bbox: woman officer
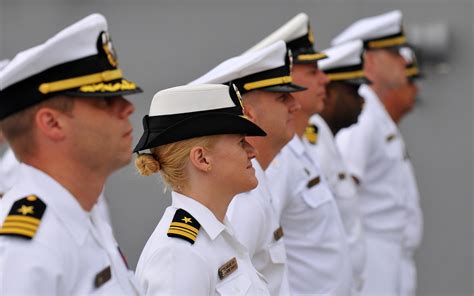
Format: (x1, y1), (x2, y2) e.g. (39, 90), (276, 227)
(133, 84), (270, 295)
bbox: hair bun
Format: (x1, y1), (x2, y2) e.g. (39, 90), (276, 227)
(135, 153), (161, 176)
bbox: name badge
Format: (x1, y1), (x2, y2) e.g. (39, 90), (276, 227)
(273, 226), (284, 241)
(218, 257), (238, 280)
(94, 266), (111, 288)
(307, 176), (321, 188)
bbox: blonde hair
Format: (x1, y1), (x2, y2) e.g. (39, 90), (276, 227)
(135, 135), (218, 191)
(0, 95), (74, 158)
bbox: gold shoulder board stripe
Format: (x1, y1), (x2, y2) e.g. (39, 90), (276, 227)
(305, 124), (318, 145)
(0, 195), (46, 240)
(167, 209), (201, 244)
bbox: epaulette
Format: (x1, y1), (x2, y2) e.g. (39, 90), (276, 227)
(167, 209), (201, 244)
(305, 124), (318, 145)
(0, 195), (46, 239)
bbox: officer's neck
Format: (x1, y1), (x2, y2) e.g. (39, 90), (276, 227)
(25, 158), (106, 212)
(247, 137), (281, 171)
(370, 84), (403, 124)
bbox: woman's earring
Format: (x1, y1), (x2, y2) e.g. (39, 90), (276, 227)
(207, 165), (212, 172)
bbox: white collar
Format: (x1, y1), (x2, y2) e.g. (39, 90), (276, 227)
(287, 134), (305, 157)
(359, 85), (399, 133)
(17, 163), (92, 245)
(171, 191), (227, 241)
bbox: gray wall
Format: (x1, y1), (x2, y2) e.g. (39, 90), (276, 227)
(1, 0), (472, 295)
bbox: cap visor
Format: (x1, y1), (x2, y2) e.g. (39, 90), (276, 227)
(261, 83), (307, 93)
(133, 113), (266, 152)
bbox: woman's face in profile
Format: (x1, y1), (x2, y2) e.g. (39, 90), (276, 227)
(207, 134), (258, 195)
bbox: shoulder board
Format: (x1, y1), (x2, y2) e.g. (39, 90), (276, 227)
(0, 195), (46, 240)
(305, 124), (319, 145)
(167, 209), (201, 244)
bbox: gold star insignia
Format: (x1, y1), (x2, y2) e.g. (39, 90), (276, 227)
(182, 217), (192, 224)
(17, 205), (34, 215)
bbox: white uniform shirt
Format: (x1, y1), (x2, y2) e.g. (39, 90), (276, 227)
(228, 159), (290, 295)
(305, 114), (366, 292)
(0, 148), (20, 196)
(135, 191), (270, 296)
(336, 85), (423, 294)
(0, 164), (141, 295)
(266, 135), (353, 295)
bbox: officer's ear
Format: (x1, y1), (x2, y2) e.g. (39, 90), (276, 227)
(34, 107), (68, 141)
(189, 146), (211, 173)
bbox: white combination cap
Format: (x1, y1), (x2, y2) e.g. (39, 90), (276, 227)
(331, 10), (408, 50)
(189, 40), (305, 94)
(244, 13), (327, 64)
(133, 84), (266, 152)
(0, 59), (9, 71)
(319, 40), (369, 85)
(0, 13), (141, 120)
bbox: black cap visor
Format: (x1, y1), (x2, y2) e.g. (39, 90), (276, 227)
(261, 82), (307, 93)
(133, 112), (266, 153)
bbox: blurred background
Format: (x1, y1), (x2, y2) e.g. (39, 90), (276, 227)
(0, 0), (472, 295)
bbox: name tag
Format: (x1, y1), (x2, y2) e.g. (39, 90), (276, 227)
(307, 176), (321, 188)
(218, 257), (238, 280)
(94, 266), (111, 288)
(273, 226), (284, 241)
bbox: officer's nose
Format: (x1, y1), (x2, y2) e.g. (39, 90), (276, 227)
(287, 94), (301, 113)
(117, 97), (135, 119)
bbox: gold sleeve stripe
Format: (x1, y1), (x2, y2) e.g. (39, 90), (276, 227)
(0, 227), (35, 237)
(5, 215), (40, 225)
(2, 222), (38, 232)
(297, 53), (328, 61)
(168, 229), (196, 241)
(38, 69), (123, 94)
(326, 70), (365, 81)
(170, 222), (198, 234)
(243, 76), (292, 91)
(169, 226), (197, 238)
(368, 36), (406, 49)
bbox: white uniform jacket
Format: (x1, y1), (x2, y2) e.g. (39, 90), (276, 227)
(306, 114), (367, 292)
(336, 85), (423, 295)
(0, 164), (141, 295)
(266, 135), (353, 296)
(228, 159), (290, 295)
(135, 191), (270, 296)
(0, 148), (20, 196)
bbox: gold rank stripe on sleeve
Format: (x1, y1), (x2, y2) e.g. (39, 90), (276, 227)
(167, 208), (201, 244)
(0, 195), (46, 239)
